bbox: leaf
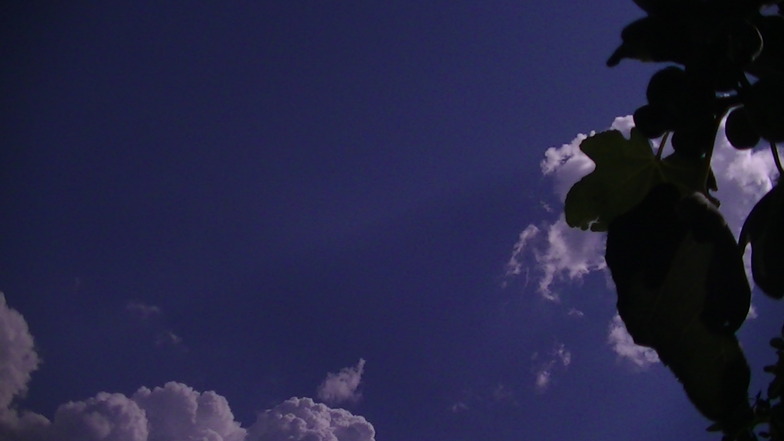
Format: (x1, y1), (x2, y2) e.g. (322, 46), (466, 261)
(740, 183), (784, 298)
(564, 128), (705, 231)
(606, 184), (752, 430)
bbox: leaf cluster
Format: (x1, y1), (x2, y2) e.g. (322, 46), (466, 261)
(562, 0), (784, 439)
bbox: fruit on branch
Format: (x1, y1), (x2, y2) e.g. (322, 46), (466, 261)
(725, 107), (761, 149)
(633, 104), (671, 138)
(605, 183), (752, 432)
(746, 76), (784, 142)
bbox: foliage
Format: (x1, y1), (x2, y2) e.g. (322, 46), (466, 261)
(566, 0), (784, 439)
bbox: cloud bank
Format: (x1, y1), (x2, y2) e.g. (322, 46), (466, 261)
(0, 295), (376, 441)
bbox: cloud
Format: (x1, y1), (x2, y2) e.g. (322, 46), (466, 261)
(48, 393), (148, 441)
(0, 293), (40, 410)
(447, 382), (519, 415)
(0, 293), (50, 441)
(531, 342), (571, 392)
(711, 119), (778, 235)
(246, 397), (375, 441)
(125, 301), (185, 351)
(0, 297), (377, 441)
(132, 382), (247, 441)
(316, 359), (366, 406)
(606, 315), (659, 369)
(125, 302), (163, 321)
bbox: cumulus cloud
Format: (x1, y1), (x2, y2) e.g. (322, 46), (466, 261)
(132, 382), (246, 441)
(246, 397), (375, 441)
(316, 359), (366, 406)
(606, 315), (659, 369)
(0, 296), (377, 441)
(531, 342), (571, 392)
(48, 393), (148, 441)
(0, 293), (49, 441)
(0, 293), (40, 410)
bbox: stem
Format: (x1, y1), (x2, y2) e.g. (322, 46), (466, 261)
(657, 132), (669, 160)
(772, 141), (784, 178)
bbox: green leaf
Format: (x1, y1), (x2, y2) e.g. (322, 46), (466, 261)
(564, 128), (706, 231)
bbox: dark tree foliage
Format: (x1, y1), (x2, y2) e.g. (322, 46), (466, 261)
(565, 0), (784, 439)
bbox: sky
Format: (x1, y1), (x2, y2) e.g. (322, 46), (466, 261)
(2, 2), (784, 441)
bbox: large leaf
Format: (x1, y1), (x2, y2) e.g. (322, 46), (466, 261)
(605, 184), (752, 432)
(740, 183), (784, 298)
(565, 128), (706, 231)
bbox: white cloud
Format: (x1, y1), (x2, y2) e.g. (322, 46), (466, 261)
(246, 397), (375, 441)
(48, 393), (148, 441)
(531, 343), (571, 392)
(0, 293), (40, 410)
(0, 296), (378, 441)
(606, 315), (659, 369)
(0, 293), (50, 441)
(711, 123), (778, 236)
(316, 359), (366, 406)
(132, 382), (247, 441)
(506, 217), (606, 301)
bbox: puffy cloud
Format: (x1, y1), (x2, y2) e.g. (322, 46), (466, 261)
(0, 294), (379, 441)
(132, 382), (246, 441)
(316, 359), (366, 406)
(531, 343), (571, 392)
(48, 393), (148, 441)
(246, 397), (375, 441)
(0, 293), (50, 441)
(0, 293), (40, 410)
(606, 315), (659, 369)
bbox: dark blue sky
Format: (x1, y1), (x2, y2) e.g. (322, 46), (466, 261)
(4, 2), (782, 441)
